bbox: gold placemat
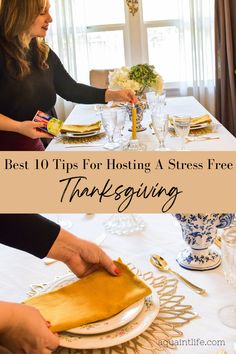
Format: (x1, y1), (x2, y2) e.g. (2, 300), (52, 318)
(55, 133), (106, 145)
(28, 265), (198, 353)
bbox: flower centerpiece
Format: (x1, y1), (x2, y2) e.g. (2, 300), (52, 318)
(109, 64), (163, 96)
(109, 64), (163, 131)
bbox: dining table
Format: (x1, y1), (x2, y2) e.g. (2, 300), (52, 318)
(46, 96), (236, 151)
(0, 213), (235, 354)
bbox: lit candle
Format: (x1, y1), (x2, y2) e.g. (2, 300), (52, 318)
(132, 104), (137, 140)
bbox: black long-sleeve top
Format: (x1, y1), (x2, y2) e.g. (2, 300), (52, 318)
(0, 214), (60, 258)
(0, 43), (106, 150)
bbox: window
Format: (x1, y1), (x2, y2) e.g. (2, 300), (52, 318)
(81, 0), (126, 70)
(142, 0), (181, 85)
(142, 0), (179, 21)
(63, 0), (184, 83)
(48, 0), (215, 113)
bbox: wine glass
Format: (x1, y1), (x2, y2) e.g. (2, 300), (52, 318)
(218, 227), (236, 328)
(172, 114), (191, 150)
(151, 112), (169, 150)
(41, 214), (72, 230)
(56, 215), (72, 229)
(155, 90), (166, 113)
(101, 110), (120, 150)
(146, 91), (156, 112)
(115, 108), (128, 144)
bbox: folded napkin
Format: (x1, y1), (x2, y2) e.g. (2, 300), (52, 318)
(24, 260), (151, 333)
(61, 121), (101, 134)
(169, 114), (212, 127)
(190, 114), (212, 126)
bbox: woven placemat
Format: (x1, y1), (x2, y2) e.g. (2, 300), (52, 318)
(55, 132), (106, 145)
(28, 264), (198, 354)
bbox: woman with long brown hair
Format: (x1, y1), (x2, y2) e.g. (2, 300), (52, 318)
(0, 0), (135, 150)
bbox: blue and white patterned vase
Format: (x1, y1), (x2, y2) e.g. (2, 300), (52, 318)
(174, 213), (234, 271)
(126, 100), (147, 132)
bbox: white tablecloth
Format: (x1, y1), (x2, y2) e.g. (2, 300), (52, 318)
(47, 97), (236, 151)
(0, 213), (235, 353)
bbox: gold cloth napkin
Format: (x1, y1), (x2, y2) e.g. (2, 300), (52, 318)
(190, 114), (212, 126)
(169, 114), (212, 127)
(24, 260), (151, 333)
(61, 121), (101, 133)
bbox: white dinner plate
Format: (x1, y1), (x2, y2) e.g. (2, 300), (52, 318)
(68, 298), (144, 335)
(190, 122), (210, 130)
(35, 272), (159, 349)
(60, 129), (104, 138)
(41, 274), (145, 335)
(38, 272), (77, 292)
(169, 121), (210, 132)
(59, 290), (159, 349)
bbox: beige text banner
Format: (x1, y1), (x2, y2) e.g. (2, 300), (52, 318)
(0, 151), (235, 213)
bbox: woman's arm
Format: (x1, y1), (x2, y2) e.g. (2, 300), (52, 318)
(0, 113), (53, 139)
(50, 50), (137, 104)
(0, 114), (22, 133)
(0, 214), (118, 276)
(105, 89), (137, 103)
(51, 50), (106, 104)
(0, 214), (60, 258)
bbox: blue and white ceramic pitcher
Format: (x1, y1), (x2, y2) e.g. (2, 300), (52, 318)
(174, 213), (234, 271)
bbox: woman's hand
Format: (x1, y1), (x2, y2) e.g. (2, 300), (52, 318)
(0, 302), (59, 354)
(47, 229), (120, 278)
(17, 121), (53, 139)
(105, 89), (137, 104)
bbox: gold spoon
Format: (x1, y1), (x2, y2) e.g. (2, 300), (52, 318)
(150, 254), (207, 296)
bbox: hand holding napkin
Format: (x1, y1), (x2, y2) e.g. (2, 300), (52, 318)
(24, 260), (151, 333)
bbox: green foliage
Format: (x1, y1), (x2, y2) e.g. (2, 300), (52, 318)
(129, 64), (156, 88)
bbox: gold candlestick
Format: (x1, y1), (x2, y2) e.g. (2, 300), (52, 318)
(123, 103), (146, 151)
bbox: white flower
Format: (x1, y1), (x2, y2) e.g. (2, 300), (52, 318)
(150, 74), (164, 93)
(109, 67), (141, 92)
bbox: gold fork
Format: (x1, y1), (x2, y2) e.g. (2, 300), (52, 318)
(186, 136), (220, 143)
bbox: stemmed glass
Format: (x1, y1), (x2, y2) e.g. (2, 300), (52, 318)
(101, 110), (120, 150)
(115, 108), (128, 145)
(172, 114), (191, 150)
(146, 91), (166, 114)
(56, 216), (72, 229)
(43, 214), (72, 265)
(156, 90), (166, 113)
(146, 91), (156, 112)
(103, 214), (145, 236)
(218, 227), (236, 328)
(151, 112), (169, 150)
